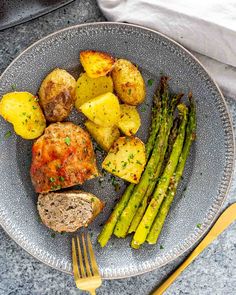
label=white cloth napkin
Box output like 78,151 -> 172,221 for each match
97,0 -> 236,99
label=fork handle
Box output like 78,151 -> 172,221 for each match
152,203 -> 236,294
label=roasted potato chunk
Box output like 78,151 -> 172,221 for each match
80,50 -> 115,78
102,137 -> 146,183
0,91 -> 46,139
85,120 -> 120,152
112,59 -> 146,105
118,104 -> 141,136
38,68 -> 76,122
80,92 -> 120,127
75,72 -> 113,109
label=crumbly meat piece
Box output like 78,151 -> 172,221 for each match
30,122 -> 99,193
38,190 -> 104,232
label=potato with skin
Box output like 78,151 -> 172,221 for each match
102,137 -> 146,183
75,72 -> 113,109
0,92 -> 46,139
85,120 -> 120,152
80,50 -> 115,78
118,104 -> 141,136
112,59 -> 146,105
39,68 -> 76,122
80,92 -> 120,127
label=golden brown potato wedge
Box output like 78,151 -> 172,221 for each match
75,72 -> 113,109
0,91 -> 46,139
118,104 -> 141,136
112,59 -> 146,105
85,120 -> 120,152
38,68 -> 76,122
80,92 -> 120,127
102,137 -> 146,183
80,50 -> 115,78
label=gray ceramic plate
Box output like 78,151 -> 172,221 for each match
0,0 -> 74,31
0,22 -> 234,279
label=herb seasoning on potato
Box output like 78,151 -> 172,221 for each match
38,68 -> 76,122
75,72 -> 114,109
118,104 -> 141,136
0,91 -> 46,139
85,120 -> 120,152
102,136 -> 146,183
80,50 -> 115,78
80,92 -> 120,127
112,59 -> 146,105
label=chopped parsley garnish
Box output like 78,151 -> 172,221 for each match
160,245 -> 164,250
49,177 -> 55,182
122,161 -> 127,168
136,160 -> 142,165
147,79 -> 154,86
140,106 -> 147,112
51,233 -> 56,238
128,89 -> 132,95
11,84 -> 17,91
64,137 -> 71,146
111,177 -> 120,192
196,223 -> 202,229
32,106 -> 37,110
4,130 -> 12,139
95,145 -> 103,152
51,185 -> 61,190
34,97 -> 39,102
129,153 -> 134,160
59,176 -> 65,182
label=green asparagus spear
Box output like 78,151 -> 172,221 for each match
131,103 -> 188,248
97,78 -> 164,247
147,94 -> 196,244
128,96 -> 182,234
113,78 -> 169,238
145,84 -> 162,159
160,117 -> 180,174
98,184 -> 134,247
128,117 -> 180,233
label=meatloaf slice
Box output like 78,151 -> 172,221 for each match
38,190 -> 104,232
30,122 -> 99,193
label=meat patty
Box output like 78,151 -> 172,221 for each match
38,190 -> 104,232
30,122 -> 99,193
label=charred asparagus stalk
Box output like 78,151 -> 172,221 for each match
113,77 -> 169,238
128,117 -> 180,233
97,78 -> 163,247
131,103 -> 188,248
128,96 -> 182,234
147,94 -> 196,244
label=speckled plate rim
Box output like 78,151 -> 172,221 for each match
0,0 -> 75,31
0,22 -> 235,279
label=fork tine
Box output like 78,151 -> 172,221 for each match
76,236 -> 86,278
87,233 -> 100,276
72,238 -> 81,282
82,232 -> 92,277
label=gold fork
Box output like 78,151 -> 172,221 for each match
72,233 -> 102,295
152,203 -> 236,294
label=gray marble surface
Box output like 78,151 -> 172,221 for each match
0,0 -> 235,294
